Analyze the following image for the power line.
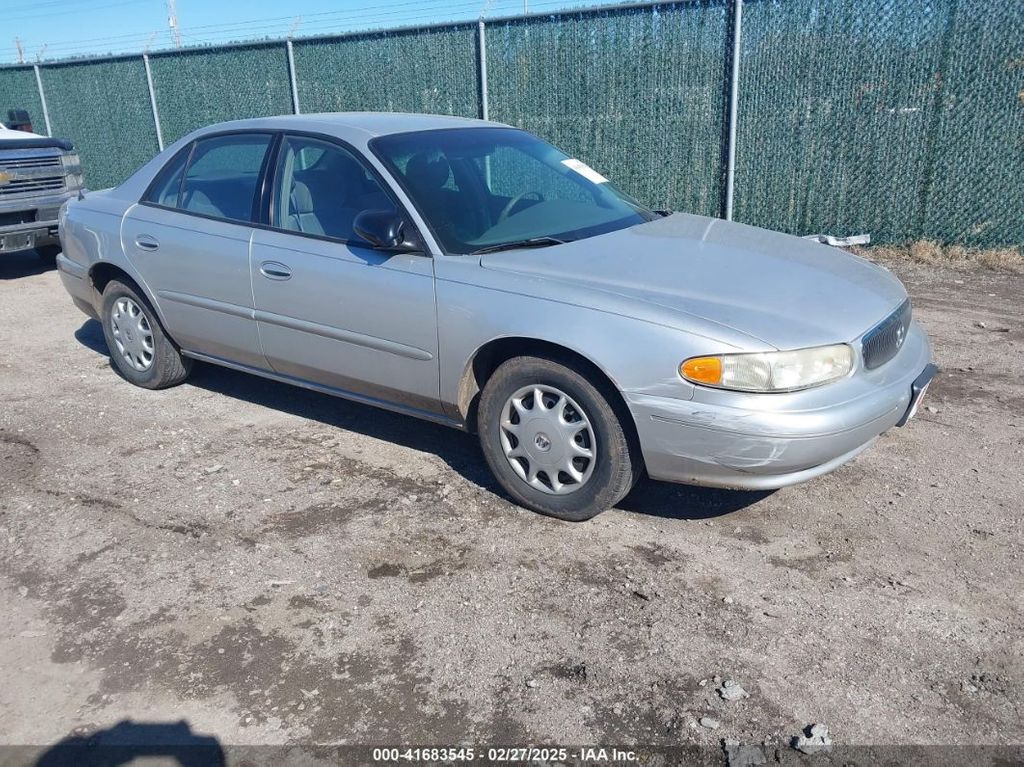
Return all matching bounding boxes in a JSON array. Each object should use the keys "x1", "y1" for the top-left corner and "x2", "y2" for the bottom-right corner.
[
  {"x1": 5, "y1": 0, "x2": 146, "y2": 13},
  {"x1": 3, "y1": 0, "x2": 147, "y2": 23},
  {"x1": 175, "y1": 1, "x2": 488, "y2": 44},
  {"x1": 6, "y1": 0, "x2": 585, "y2": 63},
  {"x1": 17, "y1": 0, "x2": 489, "y2": 54},
  {"x1": 8, "y1": 0, "x2": 139, "y2": 8}
]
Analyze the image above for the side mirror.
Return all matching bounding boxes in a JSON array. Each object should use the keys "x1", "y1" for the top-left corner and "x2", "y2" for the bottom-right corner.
[{"x1": 353, "y1": 210, "x2": 416, "y2": 252}]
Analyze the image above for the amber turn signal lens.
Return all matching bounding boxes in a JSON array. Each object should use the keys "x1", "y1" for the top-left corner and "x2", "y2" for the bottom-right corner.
[{"x1": 680, "y1": 356, "x2": 722, "y2": 385}]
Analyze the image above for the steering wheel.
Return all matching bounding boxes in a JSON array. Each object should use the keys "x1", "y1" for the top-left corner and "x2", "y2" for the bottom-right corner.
[{"x1": 497, "y1": 190, "x2": 544, "y2": 223}]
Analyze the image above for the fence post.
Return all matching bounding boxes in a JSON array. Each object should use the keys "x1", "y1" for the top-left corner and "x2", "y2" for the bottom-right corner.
[
  {"x1": 723, "y1": 0, "x2": 743, "y2": 221},
  {"x1": 32, "y1": 64, "x2": 52, "y2": 137},
  {"x1": 286, "y1": 40, "x2": 301, "y2": 115},
  {"x1": 143, "y1": 54, "x2": 165, "y2": 151},
  {"x1": 477, "y1": 19, "x2": 489, "y2": 121}
]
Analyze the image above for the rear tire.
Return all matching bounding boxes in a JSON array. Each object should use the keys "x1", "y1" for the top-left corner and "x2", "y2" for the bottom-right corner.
[
  {"x1": 35, "y1": 245, "x2": 60, "y2": 264},
  {"x1": 100, "y1": 279, "x2": 191, "y2": 389},
  {"x1": 477, "y1": 355, "x2": 640, "y2": 521}
]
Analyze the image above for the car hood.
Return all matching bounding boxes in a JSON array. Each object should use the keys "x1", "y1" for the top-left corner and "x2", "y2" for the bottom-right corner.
[
  {"x1": 479, "y1": 213, "x2": 907, "y2": 350},
  {"x1": 0, "y1": 126, "x2": 45, "y2": 141}
]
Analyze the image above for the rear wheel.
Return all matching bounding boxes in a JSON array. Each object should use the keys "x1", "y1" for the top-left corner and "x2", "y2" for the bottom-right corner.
[
  {"x1": 477, "y1": 355, "x2": 640, "y2": 521},
  {"x1": 100, "y1": 279, "x2": 191, "y2": 389}
]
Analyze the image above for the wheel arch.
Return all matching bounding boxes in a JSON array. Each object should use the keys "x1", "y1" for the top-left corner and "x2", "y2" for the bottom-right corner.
[
  {"x1": 456, "y1": 336, "x2": 642, "y2": 456},
  {"x1": 89, "y1": 261, "x2": 137, "y2": 296},
  {"x1": 87, "y1": 262, "x2": 174, "y2": 339}
]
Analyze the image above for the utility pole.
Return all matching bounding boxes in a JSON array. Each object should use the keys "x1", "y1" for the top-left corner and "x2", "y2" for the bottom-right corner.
[
  {"x1": 15, "y1": 37, "x2": 25, "y2": 64},
  {"x1": 167, "y1": 0, "x2": 182, "y2": 48}
]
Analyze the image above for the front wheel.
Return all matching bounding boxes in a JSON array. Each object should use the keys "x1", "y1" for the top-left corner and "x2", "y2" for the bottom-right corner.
[
  {"x1": 100, "y1": 279, "x2": 192, "y2": 389},
  {"x1": 477, "y1": 355, "x2": 641, "y2": 521}
]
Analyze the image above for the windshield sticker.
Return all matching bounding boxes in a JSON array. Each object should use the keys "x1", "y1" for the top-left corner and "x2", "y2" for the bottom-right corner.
[{"x1": 561, "y1": 158, "x2": 609, "y2": 184}]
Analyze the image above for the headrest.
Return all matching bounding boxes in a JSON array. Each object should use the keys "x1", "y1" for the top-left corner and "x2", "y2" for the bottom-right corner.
[
  {"x1": 290, "y1": 181, "x2": 314, "y2": 214},
  {"x1": 406, "y1": 152, "x2": 451, "y2": 190},
  {"x1": 314, "y1": 151, "x2": 366, "y2": 187},
  {"x1": 186, "y1": 189, "x2": 222, "y2": 217}
]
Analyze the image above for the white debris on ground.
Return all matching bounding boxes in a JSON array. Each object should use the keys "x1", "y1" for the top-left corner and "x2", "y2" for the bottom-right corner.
[
  {"x1": 718, "y1": 679, "x2": 750, "y2": 701},
  {"x1": 793, "y1": 723, "x2": 833, "y2": 755}
]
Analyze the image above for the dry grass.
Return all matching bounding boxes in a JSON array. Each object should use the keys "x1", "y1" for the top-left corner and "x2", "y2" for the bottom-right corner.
[{"x1": 853, "y1": 240, "x2": 1024, "y2": 273}]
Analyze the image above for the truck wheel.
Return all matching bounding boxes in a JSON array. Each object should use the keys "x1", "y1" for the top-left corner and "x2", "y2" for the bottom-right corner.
[
  {"x1": 35, "y1": 245, "x2": 60, "y2": 264},
  {"x1": 477, "y1": 355, "x2": 641, "y2": 521},
  {"x1": 100, "y1": 279, "x2": 192, "y2": 389}
]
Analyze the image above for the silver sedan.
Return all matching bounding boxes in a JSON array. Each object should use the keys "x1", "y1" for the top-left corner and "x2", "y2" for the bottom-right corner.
[{"x1": 56, "y1": 113, "x2": 935, "y2": 520}]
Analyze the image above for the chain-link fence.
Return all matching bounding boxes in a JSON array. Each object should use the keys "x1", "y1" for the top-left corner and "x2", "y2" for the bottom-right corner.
[
  {"x1": 149, "y1": 44, "x2": 294, "y2": 145},
  {"x1": 734, "y1": 0, "x2": 1023, "y2": 246},
  {"x1": 487, "y1": 2, "x2": 730, "y2": 219},
  {"x1": 1, "y1": 0, "x2": 1020, "y2": 245},
  {"x1": 293, "y1": 26, "x2": 480, "y2": 117},
  {"x1": 41, "y1": 58, "x2": 160, "y2": 189}
]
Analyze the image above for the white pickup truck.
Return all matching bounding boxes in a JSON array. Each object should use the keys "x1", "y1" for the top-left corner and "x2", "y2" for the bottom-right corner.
[{"x1": 0, "y1": 123, "x2": 85, "y2": 262}]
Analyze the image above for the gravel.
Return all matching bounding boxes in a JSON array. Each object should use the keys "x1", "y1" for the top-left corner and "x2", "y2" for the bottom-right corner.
[{"x1": 1, "y1": 252, "x2": 1022, "y2": 749}]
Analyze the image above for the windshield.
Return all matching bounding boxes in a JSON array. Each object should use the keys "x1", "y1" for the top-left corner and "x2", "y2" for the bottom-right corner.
[{"x1": 370, "y1": 127, "x2": 656, "y2": 254}]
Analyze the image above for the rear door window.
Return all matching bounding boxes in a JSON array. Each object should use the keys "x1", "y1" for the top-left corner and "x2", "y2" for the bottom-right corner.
[{"x1": 178, "y1": 133, "x2": 272, "y2": 223}]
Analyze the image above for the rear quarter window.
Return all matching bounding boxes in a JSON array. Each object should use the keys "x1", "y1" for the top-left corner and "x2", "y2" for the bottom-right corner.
[{"x1": 143, "y1": 145, "x2": 191, "y2": 208}]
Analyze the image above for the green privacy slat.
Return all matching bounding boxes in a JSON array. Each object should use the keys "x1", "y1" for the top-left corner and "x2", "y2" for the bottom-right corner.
[
  {"x1": 0, "y1": 67, "x2": 45, "y2": 134},
  {"x1": 919, "y1": 0, "x2": 1024, "y2": 246},
  {"x1": 292, "y1": 26, "x2": 479, "y2": 117},
  {"x1": 486, "y1": 3, "x2": 729, "y2": 218},
  {"x1": 39, "y1": 59, "x2": 158, "y2": 189},
  {"x1": 8, "y1": 0, "x2": 1020, "y2": 245},
  {"x1": 734, "y1": 0, "x2": 1023, "y2": 246},
  {"x1": 149, "y1": 44, "x2": 293, "y2": 144}
]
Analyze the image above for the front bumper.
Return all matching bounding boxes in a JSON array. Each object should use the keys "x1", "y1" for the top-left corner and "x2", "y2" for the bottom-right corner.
[
  {"x1": 627, "y1": 321, "x2": 934, "y2": 490},
  {"x1": 0, "y1": 190, "x2": 73, "y2": 254}
]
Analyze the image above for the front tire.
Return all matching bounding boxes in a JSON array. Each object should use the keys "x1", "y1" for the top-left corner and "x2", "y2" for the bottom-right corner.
[
  {"x1": 100, "y1": 279, "x2": 191, "y2": 389},
  {"x1": 477, "y1": 355, "x2": 640, "y2": 521}
]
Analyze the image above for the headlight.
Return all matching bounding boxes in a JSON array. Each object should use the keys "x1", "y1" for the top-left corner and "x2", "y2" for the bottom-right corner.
[{"x1": 680, "y1": 344, "x2": 854, "y2": 392}]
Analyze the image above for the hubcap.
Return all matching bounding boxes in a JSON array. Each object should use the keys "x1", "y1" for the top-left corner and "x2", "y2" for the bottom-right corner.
[
  {"x1": 110, "y1": 297, "x2": 154, "y2": 372},
  {"x1": 499, "y1": 384, "x2": 596, "y2": 495}
]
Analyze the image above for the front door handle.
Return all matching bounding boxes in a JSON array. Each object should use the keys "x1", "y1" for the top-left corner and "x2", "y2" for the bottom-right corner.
[
  {"x1": 259, "y1": 261, "x2": 292, "y2": 280},
  {"x1": 135, "y1": 234, "x2": 159, "y2": 251}
]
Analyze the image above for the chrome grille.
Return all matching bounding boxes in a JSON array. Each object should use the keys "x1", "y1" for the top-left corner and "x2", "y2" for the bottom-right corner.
[
  {"x1": 0, "y1": 155, "x2": 62, "y2": 170},
  {"x1": 0, "y1": 176, "x2": 66, "y2": 197},
  {"x1": 0, "y1": 150, "x2": 66, "y2": 198},
  {"x1": 862, "y1": 299, "x2": 912, "y2": 370}
]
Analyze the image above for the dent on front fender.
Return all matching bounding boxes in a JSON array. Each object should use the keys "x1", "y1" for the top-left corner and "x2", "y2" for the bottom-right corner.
[{"x1": 434, "y1": 270, "x2": 704, "y2": 418}]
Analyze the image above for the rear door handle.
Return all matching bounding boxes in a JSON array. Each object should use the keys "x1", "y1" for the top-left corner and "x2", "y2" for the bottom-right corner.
[
  {"x1": 259, "y1": 261, "x2": 292, "y2": 280},
  {"x1": 135, "y1": 235, "x2": 159, "y2": 251}
]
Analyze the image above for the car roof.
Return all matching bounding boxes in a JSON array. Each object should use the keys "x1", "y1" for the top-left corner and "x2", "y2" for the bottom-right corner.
[
  {"x1": 110, "y1": 111, "x2": 517, "y2": 204},
  {"x1": 196, "y1": 112, "x2": 509, "y2": 140}
]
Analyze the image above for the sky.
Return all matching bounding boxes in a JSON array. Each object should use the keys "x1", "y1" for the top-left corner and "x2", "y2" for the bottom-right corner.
[{"x1": 2, "y1": 0, "x2": 613, "y2": 65}]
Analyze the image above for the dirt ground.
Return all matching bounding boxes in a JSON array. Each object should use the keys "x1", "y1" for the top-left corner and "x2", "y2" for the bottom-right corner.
[{"x1": 0, "y1": 250, "x2": 1021, "y2": 763}]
